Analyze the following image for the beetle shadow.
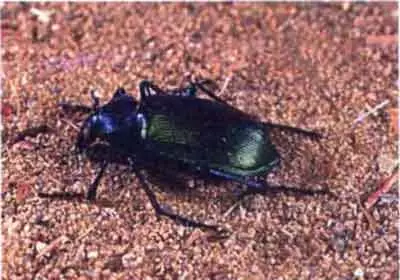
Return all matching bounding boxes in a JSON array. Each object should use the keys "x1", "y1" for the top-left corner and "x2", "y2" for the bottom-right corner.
[
  {"x1": 145, "y1": 166, "x2": 235, "y2": 198},
  {"x1": 84, "y1": 142, "x2": 321, "y2": 203},
  {"x1": 85, "y1": 143, "x2": 234, "y2": 202},
  {"x1": 267, "y1": 127, "x2": 329, "y2": 188}
]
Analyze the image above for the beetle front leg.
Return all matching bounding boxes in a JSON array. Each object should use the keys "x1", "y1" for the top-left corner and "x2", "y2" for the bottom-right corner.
[
  {"x1": 132, "y1": 167, "x2": 220, "y2": 231},
  {"x1": 38, "y1": 161, "x2": 108, "y2": 201},
  {"x1": 166, "y1": 84, "x2": 197, "y2": 97},
  {"x1": 59, "y1": 89, "x2": 101, "y2": 114},
  {"x1": 59, "y1": 102, "x2": 92, "y2": 114},
  {"x1": 86, "y1": 161, "x2": 108, "y2": 201}
]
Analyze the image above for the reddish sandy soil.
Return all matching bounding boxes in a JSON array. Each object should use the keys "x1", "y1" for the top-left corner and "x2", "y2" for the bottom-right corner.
[{"x1": 2, "y1": 3, "x2": 398, "y2": 280}]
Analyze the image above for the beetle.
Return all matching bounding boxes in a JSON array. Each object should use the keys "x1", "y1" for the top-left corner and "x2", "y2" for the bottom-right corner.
[{"x1": 53, "y1": 79, "x2": 327, "y2": 230}]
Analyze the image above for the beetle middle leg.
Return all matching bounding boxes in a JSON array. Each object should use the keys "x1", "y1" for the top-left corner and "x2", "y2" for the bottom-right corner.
[
  {"x1": 131, "y1": 165, "x2": 220, "y2": 231},
  {"x1": 140, "y1": 79, "x2": 229, "y2": 101},
  {"x1": 140, "y1": 80, "x2": 197, "y2": 98},
  {"x1": 191, "y1": 79, "x2": 230, "y2": 105},
  {"x1": 139, "y1": 80, "x2": 166, "y2": 98},
  {"x1": 38, "y1": 161, "x2": 109, "y2": 201}
]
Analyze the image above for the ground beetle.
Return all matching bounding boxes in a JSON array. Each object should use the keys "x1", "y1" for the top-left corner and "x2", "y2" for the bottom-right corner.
[{"x1": 52, "y1": 79, "x2": 327, "y2": 230}]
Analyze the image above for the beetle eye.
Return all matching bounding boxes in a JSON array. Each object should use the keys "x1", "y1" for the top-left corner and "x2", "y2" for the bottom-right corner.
[{"x1": 76, "y1": 115, "x2": 108, "y2": 151}]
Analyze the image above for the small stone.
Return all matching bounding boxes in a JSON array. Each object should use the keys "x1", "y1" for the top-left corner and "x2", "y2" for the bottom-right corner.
[
  {"x1": 30, "y1": 8, "x2": 53, "y2": 23},
  {"x1": 51, "y1": 24, "x2": 60, "y2": 32},
  {"x1": 122, "y1": 252, "x2": 143, "y2": 268},
  {"x1": 342, "y1": 2, "x2": 351, "y2": 11},
  {"x1": 353, "y1": 267, "x2": 364, "y2": 279},
  {"x1": 377, "y1": 154, "x2": 397, "y2": 173},
  {"x1": 87, "y1": 250, "x2": 99, "y2": 259},
  {"x1": 176, "y1": 226, "x2": 185, "y2": 237},
  {"x1": 36, "y1": 242, "x2": 48, "y2": 254}
]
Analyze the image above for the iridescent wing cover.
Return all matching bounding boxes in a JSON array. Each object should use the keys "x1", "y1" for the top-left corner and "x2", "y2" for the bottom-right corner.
[{"x1": 138, "y1": 95, "x2": 279, "y2": 176}]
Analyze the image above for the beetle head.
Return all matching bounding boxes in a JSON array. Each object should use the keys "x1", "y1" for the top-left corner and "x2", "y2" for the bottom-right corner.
[{"x1": 76, "y1": 87, "x2": 138, "y2": 152}]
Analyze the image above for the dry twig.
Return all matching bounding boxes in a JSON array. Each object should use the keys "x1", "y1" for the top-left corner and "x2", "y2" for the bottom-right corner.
[
  {"x1": 36, "y1": 235, "x2": 69, "y2": 259},
  {"x1": 218, "y1": 74, "x2": 233, "y2": 96},
  {"x1": 365, "y1": 166, "x2": 398, "y2": 209},
  {"x1": 352, "y1": 100, "x2": 389, "y2": 128}
]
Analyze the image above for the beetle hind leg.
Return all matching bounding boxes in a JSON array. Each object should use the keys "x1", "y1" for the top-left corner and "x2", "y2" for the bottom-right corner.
[
  {"x1": 263, "y1": 122, "x2": 323, "y2": 139},
  {"x1": 238, "y1": 179, "x2": 331, "y2": 201}
]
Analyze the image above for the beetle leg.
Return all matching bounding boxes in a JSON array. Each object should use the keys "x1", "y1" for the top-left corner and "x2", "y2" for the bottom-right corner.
[
  {"x1": 59, "y1": 102, "x2": 92, "y2": 114},
  {"x1": 238, "y1": 181, "x2": 331, "y2": 201},
  {"x1": 140, "y1": 79, "x2": 226, "y2": 100},
  {"x1": 192, "y1": 79, "x2": 230, "y2": 105},
  {"x1": 38, "y1": 191, "x2": 85, "y2": 200},
  {"x1": 59, "y1": 88, "x2": 101, "y2": 114},
  {"x1": 140, "y1": 80, "x2": 198, "y2": 98},
  {"x1": 263, "y1": 122, "x2": 322, "y2": 139},
  {"x1": 139, "y1": 80, "x2": 166, "y2": 99},
  {"x1": 209, "y1": 169, "x2": 330, "y2": 198},
  {"x1": 38, "y1": 162, "x2": 108, "y2": 201},
  {"x1": 86, "y1": 161, "x2": 108, "y2": 201},
  {"x1": 165, "y1": 84, "x2": 197, "y2": 97},
  {"x1": 132, "y1": 167, "x2": 220, "y2": 230}
]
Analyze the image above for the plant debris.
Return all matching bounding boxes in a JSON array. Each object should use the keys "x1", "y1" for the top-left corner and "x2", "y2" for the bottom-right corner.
[
  {"x1": 387, "y1": 107, "x2": 398, "y2": 135},
  {"x1": 352, "y1": 100, "x2": 390, "y2": 129},
  {"x1": 365, "y1": 167, "x2": 399, "y2": 209},
  {"x1": 36, "y1": 235, "x2": 70, "y2": 259},
  {"x1": 16, "y1": 183, "x2": 33, "y2": 203}
]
